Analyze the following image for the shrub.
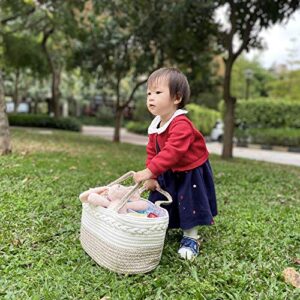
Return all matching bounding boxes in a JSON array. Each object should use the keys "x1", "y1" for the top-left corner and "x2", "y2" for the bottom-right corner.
[
  {"x1": 132, "y1": 99, "x2": 152, "y2": 122},
  {"x1": 220, "y1": 99, "x2": 300, "y2": 146},
  {"x1": 219, "y1": 98, "x2": 300, "y2": 128},
  {"x1": 248, "y1": 128, "x2": 300, "y2": 147},
  {"x1": 186, "y1": 103, "x2": 220, "y2": 136},
  {"x1": 126, "y1": 121, "x2": 148, "y2": 135},
  {"x1": 94, "y1": 106, "x2": 115, "y2": 126},
  {"x1": 78, "y1": 116, "x2": 115, "y2": 126},
  {"x1": 235, "y1": 98, "x2": 300, "y2": 128},
  {"x1": 8, "y1": 114, "x2": 82, "y2": 131}
]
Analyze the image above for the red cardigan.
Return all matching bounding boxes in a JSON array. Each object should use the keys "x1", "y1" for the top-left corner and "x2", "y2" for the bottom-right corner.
[{"x1": 146, "y1": 115, "x2": 209, "y2": 177}]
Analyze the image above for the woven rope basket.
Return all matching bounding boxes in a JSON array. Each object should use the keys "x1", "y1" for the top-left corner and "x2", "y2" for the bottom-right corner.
[{"x1": 80, "y1": 171, "x2": 172, "y2": 274}]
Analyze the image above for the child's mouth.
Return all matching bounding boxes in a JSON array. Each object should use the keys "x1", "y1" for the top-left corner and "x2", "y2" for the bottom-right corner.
[{"x1": 149, "y1": 104, "x2": 155, "y2": 109}]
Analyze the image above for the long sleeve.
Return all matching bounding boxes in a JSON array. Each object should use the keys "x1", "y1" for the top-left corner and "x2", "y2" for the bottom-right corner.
[
  {"x1": 147, "y1": 120, "x2": 194, "y2": 177},
  {"x1": 146, "y1": 134, "x2": 156, "y2": 168}
]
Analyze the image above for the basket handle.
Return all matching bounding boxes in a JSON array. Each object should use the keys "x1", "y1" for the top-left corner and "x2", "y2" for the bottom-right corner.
[
  {"x1": 107, "y1": 171, "x2": 141, "y2": 212},
  {"x1": 107, "y1": 171, "x2": 135, "y2": 187},
  {"x1": 139, "y1": 186, "x2": 173, "y2": 207},
  {"x1": 107, "y1": 171, "x2": 173, "y2": 212},
  {"x1": 108, "y1": 182, "x2": 141, "y2": 212}
]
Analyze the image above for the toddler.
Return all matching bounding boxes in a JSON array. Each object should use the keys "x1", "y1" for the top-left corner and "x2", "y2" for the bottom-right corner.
[{"x1": 133, "y1": 67, "x2": 217, "y2": 260}]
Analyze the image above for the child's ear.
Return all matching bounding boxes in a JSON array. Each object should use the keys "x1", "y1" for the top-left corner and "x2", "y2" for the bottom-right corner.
[{"x1": 174, "y1": 96, "x2": 182, "y2": 105}]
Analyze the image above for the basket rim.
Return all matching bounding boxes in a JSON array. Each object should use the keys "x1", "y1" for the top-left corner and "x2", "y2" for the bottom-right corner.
[{"x1": 82, "y1": 199, "x2": 169, "y2": 222}]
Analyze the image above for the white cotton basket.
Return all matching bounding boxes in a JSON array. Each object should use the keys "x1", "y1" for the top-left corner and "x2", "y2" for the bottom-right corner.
[{"x1": 79, "y1": 171, "x2": 172, "y2": 274}]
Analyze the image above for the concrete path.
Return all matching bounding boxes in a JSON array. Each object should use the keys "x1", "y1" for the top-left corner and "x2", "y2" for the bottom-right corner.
[{"x1": 82, "y1": 126, "x2": 300, "y2": 167}]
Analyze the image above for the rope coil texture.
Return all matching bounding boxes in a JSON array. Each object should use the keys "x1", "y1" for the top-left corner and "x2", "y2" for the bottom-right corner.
[{"x1": 79, "y1": 171, "x2": 172, "y2": 274}]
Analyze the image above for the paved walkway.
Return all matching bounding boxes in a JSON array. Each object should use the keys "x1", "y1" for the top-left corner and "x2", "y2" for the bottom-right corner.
[{"x1": 82, "y1": 126, "x2": 300, "y2": 167}]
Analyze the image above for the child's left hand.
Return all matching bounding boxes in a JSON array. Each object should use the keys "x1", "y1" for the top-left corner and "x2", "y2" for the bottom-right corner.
[{"x1": 133, "y1": 168, "x2": 153, "y2": 183}]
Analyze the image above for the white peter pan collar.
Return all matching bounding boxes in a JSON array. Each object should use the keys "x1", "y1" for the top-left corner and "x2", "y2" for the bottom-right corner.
[{"x1": 148, "y1": 109, "x2": 188, "y2": 134}]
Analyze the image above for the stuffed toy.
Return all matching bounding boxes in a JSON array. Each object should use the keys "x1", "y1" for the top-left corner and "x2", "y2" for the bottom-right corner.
[{"x1": 79, "y1": 184, "x2": 149, "y2": 214}]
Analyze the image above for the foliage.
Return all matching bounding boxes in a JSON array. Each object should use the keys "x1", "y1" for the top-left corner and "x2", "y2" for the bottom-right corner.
[
  {"x1": 0, "y1": 128, "x2": 300, "y2": 299},
  {"x1": 235, "y1": 127, "x2": 300, "y2": 147},
  {"x1": 126, "y1": 120, "x2": 149, "y2": 135},
  {"x1": 216, "y1": 1, "x2": 300, "y2": 54},
  {"x1": 215, "y1": 0, "x2": 300, "y2": 158},
  {"x1": 231, "y1": 55, "x2": 275, "y2": 99},
  {"x1": 131, "y1": 98, "x2": 152, "y2": 123},
  {"x1": 8, "y1": 114, "x2": 81, "y2": 131},
  {"x1": 218, "y1": 99, "x2": 300, "y2": 146},
  {"x1": 2, "y1": 33, "x2": 48, "y2": 76},
  {"x1": 228, "y1": 99, "x2": 300, "y2": 146},
  {"x1": 219, "y1": 98, "x2": 300, "y2": 128},
  {"x1": 78, "y1": 116, "x2": 114, "y2": 127},
  {"x1": 235, "y1": 99, "x2": 300, "y2": 129},
  {"x1": 268, "y1": 69, "x2": 300, "y2": 100},
  {"x1": 72, "y1": 0, "x2": 219, "y2": 141},
  {"x1": 246, "y1": 127, "x2": 300, "y2": 147},
  {"x1": 94, "y1": 106, "x2": 115, "y2": 126},
  {"x1": 186, "y1": 103, "x2": 220, "y2": 136}
]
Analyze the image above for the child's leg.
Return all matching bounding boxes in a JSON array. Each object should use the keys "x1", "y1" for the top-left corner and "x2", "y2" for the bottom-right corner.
[
  {"x1": 183, "y1": 227, "x2": 199, "y2": 239},
  {"x1": 178, "y1": 226, "x2": 200, "y2": 260}
]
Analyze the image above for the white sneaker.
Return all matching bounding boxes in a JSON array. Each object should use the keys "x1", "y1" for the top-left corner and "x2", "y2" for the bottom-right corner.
[{"x1": 178, "y1": 236, "x2": 200, "y2": 260}]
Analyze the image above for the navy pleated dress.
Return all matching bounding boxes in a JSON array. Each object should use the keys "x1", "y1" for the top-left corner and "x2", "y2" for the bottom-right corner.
[{"x1": 148, "y1": 143, "x2": 217, "y2": 230}]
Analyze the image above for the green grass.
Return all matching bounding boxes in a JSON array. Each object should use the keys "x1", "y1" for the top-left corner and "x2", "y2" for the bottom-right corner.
[{"x1": 1, "y1": 128, "x2": 299, "y2": 300}]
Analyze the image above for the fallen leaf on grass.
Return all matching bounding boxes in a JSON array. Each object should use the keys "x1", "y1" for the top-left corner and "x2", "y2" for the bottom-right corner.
[
  {"x1": 283, "y1": 267, "x2": 300, "y2": 288},
  {"x1": 12, "y1": 239, "x2": 22, "y2": 246},
  {"x1": 69, "y1": 166, "x2": 77, "y2": 170},
  {"x1": 100, "y1": 297, "x2": 110, "y2": 300}
]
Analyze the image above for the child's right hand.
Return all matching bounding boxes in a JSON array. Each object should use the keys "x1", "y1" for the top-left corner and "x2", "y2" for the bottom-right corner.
[{"x1": 143, "y1": 179, "x2": 160, "y2": 191}]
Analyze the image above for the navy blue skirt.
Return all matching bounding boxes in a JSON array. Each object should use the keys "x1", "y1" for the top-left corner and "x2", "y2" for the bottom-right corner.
[{"x1": 148, "y1": 160, "x2": 217, "y2": 230}]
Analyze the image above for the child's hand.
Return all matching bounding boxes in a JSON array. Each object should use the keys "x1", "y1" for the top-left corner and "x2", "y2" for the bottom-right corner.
[
  {"x1": 144, "y1": 179, "x2": 160, "y2": 191},
  {"x1": 133, "y1": 168, "x2": 153, "y2": 183}
]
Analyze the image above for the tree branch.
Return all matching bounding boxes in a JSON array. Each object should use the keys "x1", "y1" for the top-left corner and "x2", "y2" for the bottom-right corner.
[
  {"x1": 227, "y1": 0, "x2": 237, "y2": 57},
  {"x1": 41, "y1": 27, "x2": 55, "y2": 71},
  {"x1": 233, "y1": 11, "x2": 257, "y2": 61},
  {"x1": 0, "y1": 7, "x2": 35, "y2": 25},
  {"x1": 121, "y1": 78, "x2": 147, "y2": 109}
]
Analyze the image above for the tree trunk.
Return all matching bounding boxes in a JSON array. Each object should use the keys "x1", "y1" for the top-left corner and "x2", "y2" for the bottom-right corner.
[
  {"x1": 222, "y1": 58, "x2": 236, "y2": 159},
  {"x1": 33, "y1": 97, "x2": 38, "y2": 114},
  {"x1": 0, "y1": 71, "x2": 12, "y2": 155},
  {"x1": 52, "y1": 68, "x2": 61, "y2": 117},
  {"x1": 42, "y1": 29, "x2": 61, "y2": 118},
  {"x1": 112, "y1": 78, "x2": 147, "y2": 143},
  {"x1": 13, "y1": 69, "x2": 20, "y2": 113},
  {"x1": 113, "y1": 107, "x2": 123, "y2": 142}
]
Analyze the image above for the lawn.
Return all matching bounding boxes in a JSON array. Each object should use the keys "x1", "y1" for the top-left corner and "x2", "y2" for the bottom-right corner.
[{"x1": 0, "y1": 128, "x2": 299, "y2": 300}]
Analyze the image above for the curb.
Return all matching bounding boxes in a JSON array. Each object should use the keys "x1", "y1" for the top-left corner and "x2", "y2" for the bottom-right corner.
[{"x1": 237, "y1": 143, "x2": 300, "y2": 153}]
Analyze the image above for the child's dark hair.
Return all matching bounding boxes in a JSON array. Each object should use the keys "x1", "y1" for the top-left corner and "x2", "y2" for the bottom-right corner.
[{"x1": 147, "y1": 67, "x2": 190, "y2": 109}]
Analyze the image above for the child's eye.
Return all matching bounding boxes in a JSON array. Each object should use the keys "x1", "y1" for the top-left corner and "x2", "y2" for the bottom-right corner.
[
  {"x1": 156, "y1": 91, "x2": 162, "y2": 94},
  {"x1": 147, "y1": 92, "x2": 151, "y2": 96}
]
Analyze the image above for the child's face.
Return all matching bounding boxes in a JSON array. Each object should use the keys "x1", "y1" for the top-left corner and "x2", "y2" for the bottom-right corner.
[{"x1": 147, "y1": 78, "x2": 179, "y2": 118}]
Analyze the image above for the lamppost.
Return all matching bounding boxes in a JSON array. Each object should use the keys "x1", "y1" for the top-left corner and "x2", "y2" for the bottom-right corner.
[{"x1": 244, "y1": 68, "x2": 254, "y2": 99}]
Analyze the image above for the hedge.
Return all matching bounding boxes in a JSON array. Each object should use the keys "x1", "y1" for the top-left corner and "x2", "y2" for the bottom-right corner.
[
  {"x1": 248, "y1": 128, "x2": 300, "y2": 147},
  {"x1": 219, "y1": 99, "x2": 300, "y2": 146},
  {"x1": 8, "y1": 114, "x2": 82, "y2": 132},
  {"x1": 186, "y1": 103, "x2": 220, "y2": 136},
  {"x1": 126, "y1": 121, "x2": 149, "y2": 135},
  {"x1": 218, "y1": 98, "x2": 300, "y2": 128},
  {"x1": 237, "y1": 99, "x2": 300, "y2": 128}
]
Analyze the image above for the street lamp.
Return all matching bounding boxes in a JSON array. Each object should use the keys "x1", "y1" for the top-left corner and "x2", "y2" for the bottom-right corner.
[{"x1": 244, "y1": 68, "x2": 254, "y2": 99}]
